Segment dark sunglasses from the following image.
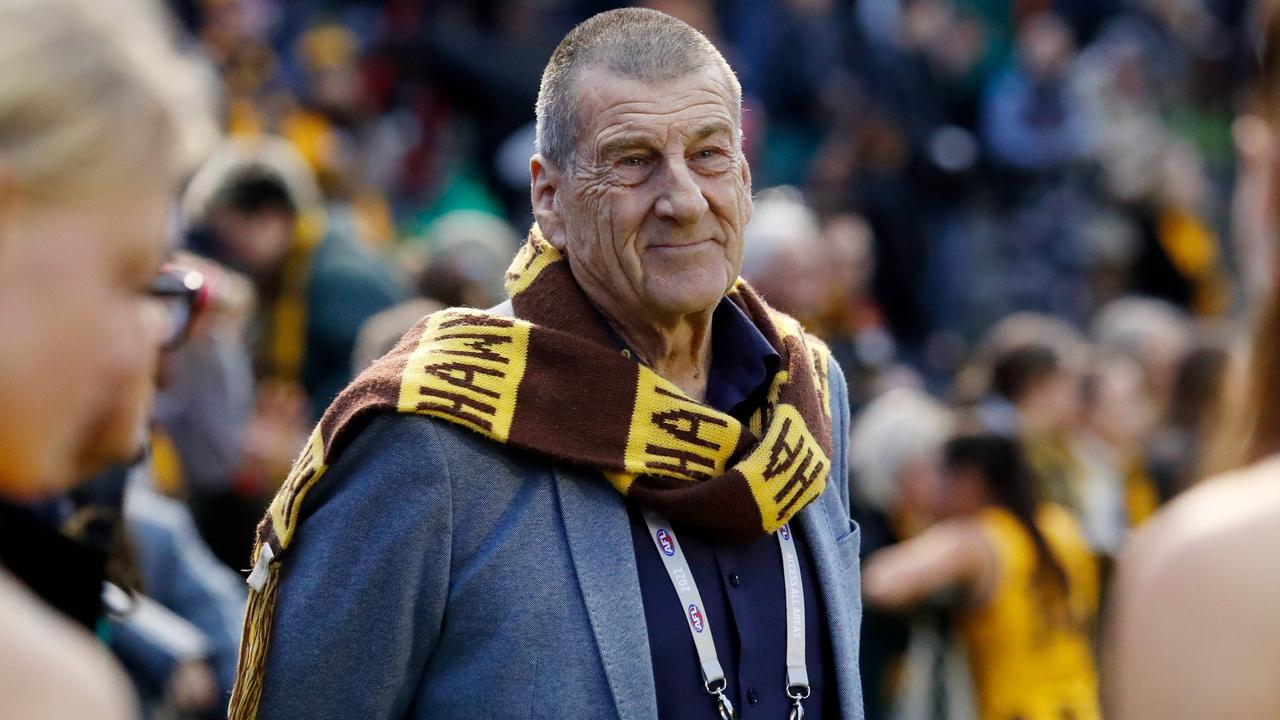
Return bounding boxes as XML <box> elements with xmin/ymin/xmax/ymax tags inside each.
<box><xmin>148</xmin><ymin>264</ymin><xmax>209</xmax><ymax>350</ymax></box>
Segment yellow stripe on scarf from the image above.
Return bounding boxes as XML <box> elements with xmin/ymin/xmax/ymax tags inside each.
<box><xmin>737</xmin><ymin>399</ymin><xmax>829</xmax><ymax>533</ymax></box>
<box><xmin>616</xmin><ymin>367</ymin><xmax>742</xmax><ymax>484</ymax></box>
<box><xmin>397</xmin><ymin>308</ymin><xmax>531</xmax><ymax>442</ymax></box>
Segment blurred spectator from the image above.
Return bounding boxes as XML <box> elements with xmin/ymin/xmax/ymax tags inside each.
<box><xmin>352</xmin><ymin>209</ymin><xmax>517</xmax><ymax>370</ymax></box>
<box><xmin>958</xmin><ymin>313</ymin><xmax>1103</xmax><ymax>547</ymax></box>
<box><xmin>415</xmin><ymin>209</ymin><xmax>520</xmax><ymax>309</ymax></box>
<box><xmin>184</xmin><ymin>137</ymin><xmax>407</xmax><ymax>416</ymax></box>
<box><xmin>1075</xmin><ymin>353</ymin><xmax>1157</xmax><ymax>554</ymax></box>
<box><xmin>1090</xmin><ymin>295</ymin><xmax>1192</xmax><ymax>413</ymax></box>
<box><xmin>848</xmin><ymin>388</ymin><xmax>953</xmax><ymax>718</ymax></box>
<box><xmin>741</xmin><ymin>186</ymin><xmax>830</xmax><ymax>328</ymax></box>
<box><xmin>120</xmin><ymin>465</ymin><xmax>247</xmax><ymax>716</ymax></box>
<box><xmin>865</xmin><ymin>433</ymin><xmax>1101</xmax><ymax>720</ymax></box>
<box><xmin>990</xmin><ymin>340</ymin><xmax>1088</xmax><ymax>507</ymax></box>
<box><xmin>1144</xmin><ymin>338</ymin><xmax>1229</xmax><ymax>500</ymax></box>
<box><xmin>982</xmin><ymin>13</ymin><xmax>1092</xmax><ymax>173</ymax></box>
<box><xmin>821</xmin><ymin>213</ymin><xmax>899</xmax><ymax>411</ymax></box>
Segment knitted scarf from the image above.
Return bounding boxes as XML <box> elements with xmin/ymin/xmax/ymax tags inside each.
<box><xmin>228</xmin><ymin>228</ymin><xmax>835</xmax><ymax>719</ymax></box>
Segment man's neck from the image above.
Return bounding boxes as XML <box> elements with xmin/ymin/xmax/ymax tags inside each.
<box><xmin>602</xmin><ymin>305</ymin><xmax>715</xmax><ymax>401</ymax></box>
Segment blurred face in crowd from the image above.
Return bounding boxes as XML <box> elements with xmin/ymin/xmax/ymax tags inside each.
<box><xmin>0</xmin><ymin>183</ymin><xmax>170</xmax><ymax>497</ymax></box>
<box><xmin>533</xmin><ymin>65</ymin><xmax>752</xmax><ymax>326</ymax></box>
<box><xmin>207</xmin><ymin>205</ymin><xmax>294</xmax><ymax>280</ymax></box>
<box><xmin>937</xmin><ymin>462</ymin><xmax>988</xmax><ymax>519</ymax></box>
<box><xmin>1018</xmin><ymin>14</ymin><xmax>1074</xmax><ymax>80</ymax></box>
<box><xmin>1086</xmin><ymin>356</ymin><xmax>1155</xmax><ymax>452</ymax></box>
<box><xmin>895</xmin><ymin>451</ymin><xmax>945</xmax><ymax>532</ymax></box>
<box><xmin>748</xmin><ymin>241</ymin><xmax>827</xmax><ymax>326</ymax></box>
<box><xmin>1020</xmin><ymin>366</ymin><xmax>1083</xmax><ymax>436</ymax></box>
<box><xmin>824</xmin><ymin>214</ymin><xmax>874</xmax><ymax>304</ymax></box>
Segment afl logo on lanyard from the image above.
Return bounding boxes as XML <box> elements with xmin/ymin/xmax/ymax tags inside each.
<box><xmin>656</xmin><ymin>528</ymin><xmax>676</xmax><ymax>556</ymax></box>
<box><xmin>780</xmin><ymin>524</ymin><xmax>792</xmax><ymax>541</ymax></box>
<box><xmin>688</xmin><ymin>604</ymin><xmax>706</xmax><ymax>633</ymax></box>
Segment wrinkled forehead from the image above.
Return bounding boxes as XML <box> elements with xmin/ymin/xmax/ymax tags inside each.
<box><xmin>571</xmin><ymin>66</ymin><xmax>741</xmax><ymax>158</ymax></box>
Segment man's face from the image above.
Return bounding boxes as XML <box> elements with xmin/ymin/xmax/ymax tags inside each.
<box><xmin>0</xmin><ymin>186</ymin><xmax>169</xmax><ymax>497</ymax></box>
<box><xmin>536</xmin><ymin>65</ymin><xmax>752</xmax><ymax>324</ymax></box>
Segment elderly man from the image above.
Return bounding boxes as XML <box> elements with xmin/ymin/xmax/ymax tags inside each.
<box><xmin>229</xmin><ymin>9</ymin><xmax>862</xmax><ymax>720</ymax></box>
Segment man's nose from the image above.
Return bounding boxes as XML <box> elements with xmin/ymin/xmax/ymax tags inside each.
<box><xmin>653</xmin><ymin>158</ymin><xmax>708</xmax><ymax>225</ymax></box>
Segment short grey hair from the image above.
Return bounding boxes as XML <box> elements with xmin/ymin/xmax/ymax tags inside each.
<box><xmin>534</xmin><ymin>8</ymin><xmax>742</xmax><ymax>169</ymax></box>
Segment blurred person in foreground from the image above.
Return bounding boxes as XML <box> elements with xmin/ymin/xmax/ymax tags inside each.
<box><xmin>0</xmin><ymin>0</ymin><xmax>214</xmax><ymax>715</ymax></box>
<box><xmin>864</xmin><ymin>433</ymin><xmax>1101</xmax><ymax>720</ymax></box>
<box><xmin>5</xmin><ymin>261</ymin><xmax>244</xmax><ymax>718</ymax></box>
<box><xmin>1108</xmin><ymin>3</ymin><xmax>1280</xmax><ymax>715</ymax></box>
<box><xmin>230</xmin><ymin>9</ymin><xmax>861</xmax><ymax>719</ymax></box>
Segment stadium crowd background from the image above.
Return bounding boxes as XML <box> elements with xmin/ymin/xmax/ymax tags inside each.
<box><xmin>14</xmin><ymin>0</ymin><xmax>1269</xmax><ymax>716</ymax></box>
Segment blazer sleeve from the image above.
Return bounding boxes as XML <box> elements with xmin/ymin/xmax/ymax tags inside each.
<box><xmin>257</xmin><ymin>413</ymin><xmax>453</xmax><ymax>718</ymax></box>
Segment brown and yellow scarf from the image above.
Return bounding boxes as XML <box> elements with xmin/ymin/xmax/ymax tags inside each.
<box><xmin>228</xmin><ymin>228</ymin><xmax>835</xmax><ymax>719</ymax></box>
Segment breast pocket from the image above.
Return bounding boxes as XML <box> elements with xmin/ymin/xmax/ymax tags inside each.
<box><xmin>835</xmin><ymin>519</ymin><xmax>861</xmax><ymax>573</ymax></box>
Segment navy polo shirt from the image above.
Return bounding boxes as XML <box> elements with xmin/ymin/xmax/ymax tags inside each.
<box><xmin>617</xmin><ymin>299</ymin><xmax>835</xmax><ymax>719</ymax></box>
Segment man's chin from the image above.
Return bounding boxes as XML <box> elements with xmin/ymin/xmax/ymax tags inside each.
<box><xmin>641</xmin><ymin>276</ymin><xmax>733</xmax><ymax>318</ymax></box>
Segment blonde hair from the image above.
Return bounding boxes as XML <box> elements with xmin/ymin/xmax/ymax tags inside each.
<box><xmin>1201</xmin><ymin>0</ymin><xmax>1280</xmax><ymax>475</ymax></box>
<box><xmin>0</xmin><ymin>0</ymin><xmax>218</xmax><ymax>201</ymax></box>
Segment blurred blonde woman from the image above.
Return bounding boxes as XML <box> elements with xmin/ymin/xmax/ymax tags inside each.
<box><xmin>0</xmin><ymin>0</ymin><xmax>215</xmax><ymax>716</ymax></box>
<box><xmin>1108</xmin><ymin>3</ymin><xmax>1280</xmax><ymax>717</ymax></box>
<box><xmin>864</xmin><ymin>433</ymin><xmax>1101</xmax><ymax>720</ymax></box>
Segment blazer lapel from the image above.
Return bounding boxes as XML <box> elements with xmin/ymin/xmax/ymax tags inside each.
<box><xmin>796</xmin><ymin>496</ymin><xmax>864</xmax><ymax>719</ymax></box>
<box><xmin>554</xmin><ymin>468</ymin><xmax>659</xmax><ymax>720</ymax></box>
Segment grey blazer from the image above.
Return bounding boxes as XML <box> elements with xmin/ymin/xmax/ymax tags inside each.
<box><xmin>257</xmin><ymin>358</ymin><xmax>863</xmax><ymax>719</ymax></box>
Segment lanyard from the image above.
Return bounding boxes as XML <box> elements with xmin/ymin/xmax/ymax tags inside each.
<box><xmin>642</xmin><ymin>510</ymin><xmax>810</xmax><ymax>720</ymax></box>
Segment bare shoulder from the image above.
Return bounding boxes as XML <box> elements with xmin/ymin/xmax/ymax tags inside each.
<box><xmin>1125</xmin><ymin>456</ymin><xmax>1280</xmax><ymax>588</ymax></box>
<box><xmin>1109</xmin><ymin>457</ymin><xmax>1280</xmax><ymax>719</ymax></box>
<box><xmin>0</xmin><ymin>574</ymin><xmax>135</xmax><ymax>720</ymax></box>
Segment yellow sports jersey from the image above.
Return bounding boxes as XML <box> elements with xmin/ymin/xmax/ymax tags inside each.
<box><xmin>961</xmin><ymin>504</ymin><xmax>1101</xmax><ymax>720</ymax></box>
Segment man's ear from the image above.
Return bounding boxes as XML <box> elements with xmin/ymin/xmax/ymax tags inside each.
<box><xmin>738</xmin><ymin>152</ymin><xmax>753</xmax><ymax>224</ymax></box>
<box><xmin>530</xmin><ymin>154</ymin><xmax>568</xmax><ymax>250</ymax></box>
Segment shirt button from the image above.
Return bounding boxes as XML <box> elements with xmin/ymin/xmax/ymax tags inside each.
<box><xmin>747</xmin><ymin>688</ymin><xmax>759</xmax><ymax>705</ymax></box>
<box><xmin>729</xmin><ymin>573</ymin><xmax>741</xmax><ymax>587</ymax></box>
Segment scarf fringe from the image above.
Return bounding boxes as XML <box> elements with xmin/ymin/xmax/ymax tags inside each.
<box><xmin>227</xmin><ymin>546</ymin><xmax>280</xmax><ymax>720</ymax></box>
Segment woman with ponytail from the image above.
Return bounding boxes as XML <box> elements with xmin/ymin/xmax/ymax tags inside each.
<box><xmin>864</xmin><ymin>432</ymin><xmax>1101</xmax><ymax>720</ymax></box>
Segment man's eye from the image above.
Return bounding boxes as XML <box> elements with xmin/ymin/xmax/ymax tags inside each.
<box><xmin>620</xmin><ymin>155</ymin><xmax>646</xmax><ymax>167</ymax></box>
<box><xmin>695</xmin><ymin>148</ymin><xmax>718</xmax><ymax>160</ymax></box>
